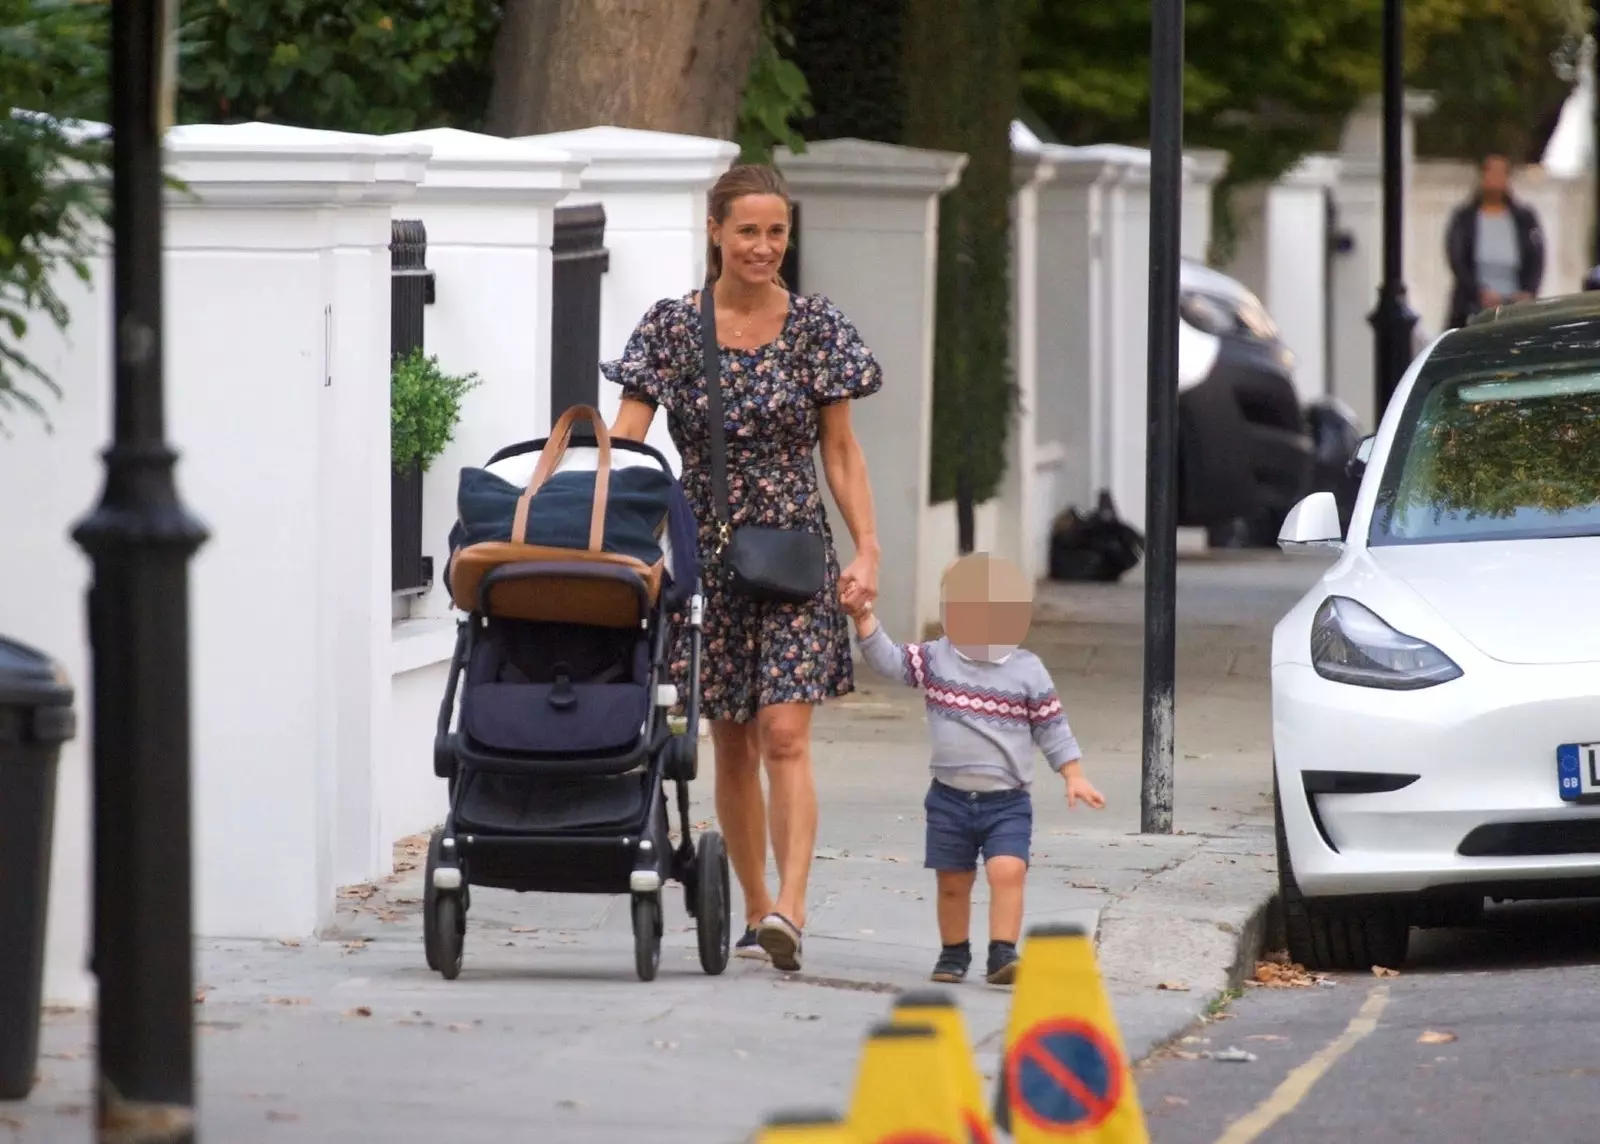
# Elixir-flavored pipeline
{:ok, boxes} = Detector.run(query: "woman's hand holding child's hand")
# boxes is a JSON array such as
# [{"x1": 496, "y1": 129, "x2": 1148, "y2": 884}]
[{"x1": 1063, "y1": 765, "x2": 1106, "y2": 810}]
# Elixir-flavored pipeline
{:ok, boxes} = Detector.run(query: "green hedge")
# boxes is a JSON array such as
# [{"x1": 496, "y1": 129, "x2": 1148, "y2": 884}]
[
  {"x1": 787, "y1": 0, "x2": 1018, "y2": 506},
  {"x1": 904, "y1": 0, "x2": 1018, "y2": 505}
]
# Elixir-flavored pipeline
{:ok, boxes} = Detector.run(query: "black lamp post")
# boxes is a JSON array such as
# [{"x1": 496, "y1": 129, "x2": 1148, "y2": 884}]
[
  {"x1": 1591, "y1": 0, "x2": 1600, "y2": 271},
  {"x1": 1368, "y1": 0, "x2": 1418, "y2": 418},
  {"x1": 71, "y1": 0, "x2": 207, "y2": 1137}
]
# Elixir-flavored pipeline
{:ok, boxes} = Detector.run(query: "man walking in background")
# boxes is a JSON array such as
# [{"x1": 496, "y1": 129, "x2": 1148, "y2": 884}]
[{"x1": 1445, "y1": 153, "x2": 1545, "y2": 329}]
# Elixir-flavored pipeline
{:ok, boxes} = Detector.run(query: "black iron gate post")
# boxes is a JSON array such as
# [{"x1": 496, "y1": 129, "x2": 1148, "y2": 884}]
[
  {"x1": 1141, "y1": 0, "x2": 1184, "y2": 835},
  {"x1": 390, "y1": 220, "x2": 433, "y2": 595},
  {"x1": 70, "y1": 0, "x2": 208, "y2": 1136},
  {"x1": 549, "y1": 204, "x2": 610, "y2": 429}
]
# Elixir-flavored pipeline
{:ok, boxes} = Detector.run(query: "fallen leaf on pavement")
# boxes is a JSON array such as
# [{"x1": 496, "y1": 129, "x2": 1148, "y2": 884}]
[
  {"x1": 341, "y1": 940, "x2": 368, "y2": 951},
  {"x1": 1157, "y1": 981, "x2": 1190, "y2": 992},
  {"x1": 1417, "y1": 1030, "x2": 1457, "y2": 1045},
  {"x1": 1170, "y1": 1050, "x2": 1200, "y2": 1061},
  {"x1": 339, "y1": 884, "x2": 378, "y2": 901},
  {"x1": 1253, "y1": 960, "x2": 1326, "y2": 989},
  {"x1": 344, "y1": 1007, "x2": 372, "y2": 1018},
  {"x1": 1246, "y1": 1034, "x2": 1286, "y2": 1042},
  {"x1": 194, "y1": 987, "x2": 209, "y2": 1004},
  {"x1": 510, "y1": 926, "x2": 537, "y2": 933},
  {"x1": 266, "y1": 997, "x2": 309, "y2": 1006},
  {"x1": 785, "y1": 1012, "x2": 821, "y2": 1022},
  {"x1": 276, "y1": 938, "x2": 301, "y2": 948},
  {"x1": 375, "y1": 910, "x2": 404, "y2": 923},
  {"x1": 1373, "y1": 966, "x2": 1401, "y2": 978},
  {"x1": 447, "y1": 1023, "x2": 472, "y2": 1033},
  {"x1": 1163, "y1": 1095, "x2": 1189, "y2": 1106}
]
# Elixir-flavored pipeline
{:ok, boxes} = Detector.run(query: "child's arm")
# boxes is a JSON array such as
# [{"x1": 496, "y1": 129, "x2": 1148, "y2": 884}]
[
  {"x1": 1028, "y1": 664, "x2": 1106, "y2": 810},
  {"x1": 848, "y1": 604, "x2": 930, "y2": 690}
]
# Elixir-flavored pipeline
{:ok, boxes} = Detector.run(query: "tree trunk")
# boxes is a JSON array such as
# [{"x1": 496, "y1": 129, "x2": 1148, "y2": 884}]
[{"x1": 485, "y1": 0, "x2": 762, "y2": 140}]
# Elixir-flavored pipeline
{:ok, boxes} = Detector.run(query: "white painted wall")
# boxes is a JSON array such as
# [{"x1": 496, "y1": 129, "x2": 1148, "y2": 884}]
[
  {"x1": 773, "y1": 138, "x2": 967, "y2": 643},
  {"x1": 517, "y1": 126, "x2": 741, "y2": 473},
  {"x1": 4, "y1": 123, "x2": 439, "y2": 1003},
  {"x1": 378, "y1": 127, "x2": 587, "y2": 851},
  {"x1": 1220, "y1": 156, "x2": 1340, "y2": 403}
]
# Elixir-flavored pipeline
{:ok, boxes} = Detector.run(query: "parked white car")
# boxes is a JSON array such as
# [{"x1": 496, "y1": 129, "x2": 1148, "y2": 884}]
[{"x1": 1271, "y1": 293, "x2": 1600, "y2": 970}]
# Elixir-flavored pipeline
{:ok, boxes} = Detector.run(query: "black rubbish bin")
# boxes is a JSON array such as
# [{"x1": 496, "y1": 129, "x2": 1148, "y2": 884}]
[{"x1": 0, "y1": 636, "x2": 76, "y2": 1101}]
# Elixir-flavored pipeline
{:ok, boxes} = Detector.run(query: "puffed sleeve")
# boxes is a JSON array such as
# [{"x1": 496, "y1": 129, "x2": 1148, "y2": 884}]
[
  {"x1": 804, "y1": 296, "x2": 884, "y2": 405},
  {"x1": 600, "y1": 297, "x2": 684, "y2": 411}
]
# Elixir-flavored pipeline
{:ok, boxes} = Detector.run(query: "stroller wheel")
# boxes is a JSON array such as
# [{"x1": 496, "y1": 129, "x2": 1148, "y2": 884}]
[
  {"x1": 695, "y1": 832, "x2": 731, "y2": 976},
  {"x1": 424, "y1": 828, "x2": 466, "y2": 980},
  {"x1": 432, "y1": 893, "x2": 465, "y2": 981},
  {"x1": 632, "y1": 893, "x2": 663, "y2": 982},
  {"x1": 423, "y1": 829, "x2": 445, "y2": 972}
]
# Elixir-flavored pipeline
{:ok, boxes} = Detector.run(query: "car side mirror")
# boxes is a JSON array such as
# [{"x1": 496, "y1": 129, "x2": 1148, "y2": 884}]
[
  {"x1": 1278, "y1": 491, "x2": 1344, "y2": 552},
  {"x1": 1346, "y1": 434, "x2": 1374, "y2": 482}
]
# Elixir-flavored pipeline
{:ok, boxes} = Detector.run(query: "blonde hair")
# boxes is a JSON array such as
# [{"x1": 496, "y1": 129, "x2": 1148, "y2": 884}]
[{"x1": 706, "y1": 163, "x2": 792, "y2": 288}]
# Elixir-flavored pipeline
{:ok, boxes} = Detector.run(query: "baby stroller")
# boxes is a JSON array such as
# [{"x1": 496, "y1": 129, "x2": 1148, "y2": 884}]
[{"x1": 424, "y1": 405, "x2": 730, "y2": 982}]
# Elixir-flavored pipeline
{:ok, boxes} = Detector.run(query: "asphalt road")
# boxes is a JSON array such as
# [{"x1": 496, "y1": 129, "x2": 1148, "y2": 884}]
[{"x1": 1135, "y1": 900, "x2": 1600, "y2": 1144}]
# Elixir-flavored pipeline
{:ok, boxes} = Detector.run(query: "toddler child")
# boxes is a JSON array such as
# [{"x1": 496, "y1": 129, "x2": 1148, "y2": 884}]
[{"x1": 841, "y1": 552, "x2": 1104, "y2": 985}]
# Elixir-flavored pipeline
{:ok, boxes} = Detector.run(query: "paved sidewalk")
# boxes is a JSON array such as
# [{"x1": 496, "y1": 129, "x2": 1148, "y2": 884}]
[{"x1": 13, "y1": 551, "x2": 1330, "y2": 1143}]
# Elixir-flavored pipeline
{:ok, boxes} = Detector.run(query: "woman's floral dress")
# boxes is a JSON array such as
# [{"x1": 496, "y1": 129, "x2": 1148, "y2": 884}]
[{"x1": 601, "y1": 291, "x2": 883, "y2": 724}]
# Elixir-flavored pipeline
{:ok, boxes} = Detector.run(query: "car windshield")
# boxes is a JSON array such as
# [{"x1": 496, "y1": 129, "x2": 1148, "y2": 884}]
[{"x1": 1369, "y1": 368, "x2": 1600, "y2": 545}]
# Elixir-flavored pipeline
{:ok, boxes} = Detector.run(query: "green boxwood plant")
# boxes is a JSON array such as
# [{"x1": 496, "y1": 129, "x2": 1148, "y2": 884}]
[{"x1": 390, "y1": 347, "x2": 479, "y2": 474}]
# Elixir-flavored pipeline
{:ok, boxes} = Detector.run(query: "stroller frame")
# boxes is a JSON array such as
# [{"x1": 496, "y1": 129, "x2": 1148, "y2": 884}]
[{"x1": 423, "y1": 431, "x2": 730, "y2": 982}]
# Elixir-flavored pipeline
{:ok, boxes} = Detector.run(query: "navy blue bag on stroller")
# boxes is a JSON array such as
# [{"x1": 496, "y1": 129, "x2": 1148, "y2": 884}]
[{"x1": 425, "y1": 404, "x2": 728, "y2": 982}]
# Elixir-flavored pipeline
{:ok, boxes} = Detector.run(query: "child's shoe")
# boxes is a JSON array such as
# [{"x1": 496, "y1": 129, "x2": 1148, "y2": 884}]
[
  {"x1": 986, "y1": 940, "x2": 1020, "y2": 985},
  {"x1": 735, "y1": 926, "x2": 768, "y2": 960},
  {"x1": 931, "y1": 941, "x2": 972, "y2": 983}
]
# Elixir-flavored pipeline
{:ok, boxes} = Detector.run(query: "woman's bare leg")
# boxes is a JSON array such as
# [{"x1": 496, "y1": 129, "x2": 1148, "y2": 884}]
[
  {"x1": 757, "y1": 703, "x2": 818, "y2": 931},
  {"x1": 711, "y1": 718, "x2": 772, "y2": 928}
]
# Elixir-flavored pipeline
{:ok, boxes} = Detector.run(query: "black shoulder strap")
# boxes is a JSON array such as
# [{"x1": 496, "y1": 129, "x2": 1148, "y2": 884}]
[{"x1": 698, "y1": 281, "x2": 732, "y2": 528}]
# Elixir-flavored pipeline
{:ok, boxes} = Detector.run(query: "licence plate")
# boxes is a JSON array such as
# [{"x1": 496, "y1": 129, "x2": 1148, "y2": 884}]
[{"x1": 1557, "y1": 743, "x2": 1600, "y2": 801}]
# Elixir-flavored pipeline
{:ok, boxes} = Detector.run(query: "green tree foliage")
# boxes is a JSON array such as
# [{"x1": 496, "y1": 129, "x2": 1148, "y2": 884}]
[
  {"x1": 1411, "y1": 0, "x2": 1588, "y2": 162},
  {"x1": 1022, "y1": 0, "x2": 1586, "y2": 229},
  {"x1": 0, "y1": 0, "x2": 110, "y2": 430},
  {"x1": 177, "y1": 0, "x2": 502, "y2": 134},
  {"x1": 734, "y1": 0, "x2": 814, "y2": 164}
]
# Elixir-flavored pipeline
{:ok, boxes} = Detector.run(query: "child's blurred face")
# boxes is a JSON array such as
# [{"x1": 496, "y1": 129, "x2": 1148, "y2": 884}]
[{"x1": 940, "y1": 553, "x2": 1033, "y2": 662}]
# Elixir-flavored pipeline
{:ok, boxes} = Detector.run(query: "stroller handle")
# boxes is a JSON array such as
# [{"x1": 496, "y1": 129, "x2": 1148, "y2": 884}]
[{"x1": 485, "y1": 435, "x2": 676, "y2": 478}]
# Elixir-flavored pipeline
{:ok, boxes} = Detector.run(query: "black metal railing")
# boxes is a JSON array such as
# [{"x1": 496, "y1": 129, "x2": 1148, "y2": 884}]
[
  {"x1": 780, "y1": 200, "x2": 802, "y2": 294},
  {"x1": 391, "y1": 218, "x2": 435, "y2": 594},
  {"x1": 550, "y1": 204, "x2": 610, "y2": 430}
]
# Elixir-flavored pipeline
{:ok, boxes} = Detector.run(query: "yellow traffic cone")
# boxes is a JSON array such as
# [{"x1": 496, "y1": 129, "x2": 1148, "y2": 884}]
[
  {"x1": 751, "y1": 1108, "x2": 863, "y2": 1142},
  {"x1": 890, "y1": 990, "x2": 998, "y2": 1144},
  {"x1": 992, "y1": 922, "x2": 1150, "y2": 1144},
  {"x1": 847, "y1": 1022, "x2": 968, "y2": 1143}
]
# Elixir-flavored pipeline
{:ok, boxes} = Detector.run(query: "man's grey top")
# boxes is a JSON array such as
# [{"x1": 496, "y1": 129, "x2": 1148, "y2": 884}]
[
  {"x1": 857, "y1": 625, "x2": 1082, "y2": 792},
  {"x1": 1476, "y1": 209, "x2": 1522, "y2": 298}
]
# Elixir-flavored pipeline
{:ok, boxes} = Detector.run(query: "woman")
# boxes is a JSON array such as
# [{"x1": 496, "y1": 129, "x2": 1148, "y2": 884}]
[{"x1": 604, "y1": 164, "x2": 883, "y2": 972}]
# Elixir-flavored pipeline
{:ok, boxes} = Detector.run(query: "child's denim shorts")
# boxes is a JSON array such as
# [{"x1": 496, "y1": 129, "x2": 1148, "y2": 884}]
[{"x1": 923, "y1": 778, "x2": 1032, "y2": 872}]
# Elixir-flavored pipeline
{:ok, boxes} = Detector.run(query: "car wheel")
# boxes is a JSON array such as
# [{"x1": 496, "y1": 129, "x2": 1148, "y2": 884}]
[{"x1": 1274, "y1": 770, "x2": 1410, "y2": 972}]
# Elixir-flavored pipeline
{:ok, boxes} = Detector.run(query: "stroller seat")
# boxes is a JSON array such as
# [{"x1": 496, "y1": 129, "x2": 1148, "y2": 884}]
[{"x1": 456, "y1": 608, "x2": 658, "y2": 774}]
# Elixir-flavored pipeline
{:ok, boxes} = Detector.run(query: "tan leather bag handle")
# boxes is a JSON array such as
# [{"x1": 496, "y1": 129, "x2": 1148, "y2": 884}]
[{"x1": 511, "y1": 404, "x2": 612, "y2": 552}]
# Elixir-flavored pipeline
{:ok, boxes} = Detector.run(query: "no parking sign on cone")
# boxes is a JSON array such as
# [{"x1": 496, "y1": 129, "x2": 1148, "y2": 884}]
[{"x1": 993, "y1": 922, "x2": 1150, "y2": 1143}]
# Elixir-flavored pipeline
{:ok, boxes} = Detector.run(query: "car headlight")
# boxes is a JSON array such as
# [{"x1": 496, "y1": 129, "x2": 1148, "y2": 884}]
[
  {"x1": 1310, "y1": 596, "x2": 1463, "y2": 690},
  {"x1": 1179, "y1": 291, "x2": 1237, "y2": 337}
]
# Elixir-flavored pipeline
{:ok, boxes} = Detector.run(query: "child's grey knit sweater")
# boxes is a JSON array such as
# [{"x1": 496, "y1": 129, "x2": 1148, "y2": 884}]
[{"x1": 858, "y1": 624, "x2": 1082, "y2": 791}]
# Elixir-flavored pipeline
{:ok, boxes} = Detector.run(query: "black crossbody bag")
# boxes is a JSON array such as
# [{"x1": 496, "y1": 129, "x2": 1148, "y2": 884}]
[{"x1": 698, "y1": 285, "x2": 827, "y2": 605}]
